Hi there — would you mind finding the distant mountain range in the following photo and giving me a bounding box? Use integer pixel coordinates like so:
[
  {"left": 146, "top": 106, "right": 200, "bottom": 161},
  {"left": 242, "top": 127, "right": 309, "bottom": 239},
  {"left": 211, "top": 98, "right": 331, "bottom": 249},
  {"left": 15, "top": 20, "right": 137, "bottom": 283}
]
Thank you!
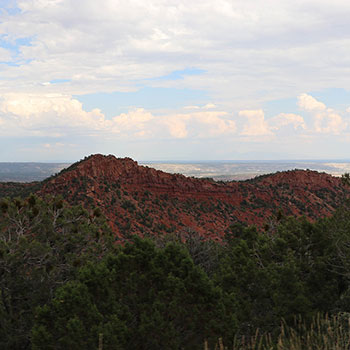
[{"left": 1, "top": 154, "right": 347, "bottom": 240}]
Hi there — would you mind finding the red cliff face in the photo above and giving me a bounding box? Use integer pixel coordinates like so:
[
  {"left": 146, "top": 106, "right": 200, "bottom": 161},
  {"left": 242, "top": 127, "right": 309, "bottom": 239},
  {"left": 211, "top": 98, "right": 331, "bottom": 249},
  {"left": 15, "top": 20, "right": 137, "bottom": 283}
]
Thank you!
[{"left": 38, "top": 154, "right": 347, "bottom": 240}]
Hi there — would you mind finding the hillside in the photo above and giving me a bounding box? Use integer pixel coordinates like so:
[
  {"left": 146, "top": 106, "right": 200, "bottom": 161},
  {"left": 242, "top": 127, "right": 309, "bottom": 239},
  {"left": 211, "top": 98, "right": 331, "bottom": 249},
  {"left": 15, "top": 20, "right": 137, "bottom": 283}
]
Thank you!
[
  {"left": 33, "top": 154, "right": 347, "bottom": 239},
  {"left": 3, "top": 155, "right": 350, "bottom": 349}
]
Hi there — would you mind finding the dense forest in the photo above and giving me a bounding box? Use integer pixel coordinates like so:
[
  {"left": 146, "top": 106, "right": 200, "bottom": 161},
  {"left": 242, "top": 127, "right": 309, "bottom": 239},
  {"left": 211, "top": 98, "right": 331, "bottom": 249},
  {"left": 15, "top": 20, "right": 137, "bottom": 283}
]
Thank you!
[{"left": 2, "top": 194, "right": 350, "bottom": 349}]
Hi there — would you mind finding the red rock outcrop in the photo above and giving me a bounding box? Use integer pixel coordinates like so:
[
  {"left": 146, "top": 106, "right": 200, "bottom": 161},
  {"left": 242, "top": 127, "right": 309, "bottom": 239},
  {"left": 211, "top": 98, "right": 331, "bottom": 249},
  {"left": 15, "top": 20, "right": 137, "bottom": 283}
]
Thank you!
[{"left": 38, "top": 154, "right": 348, "bottom": 240}]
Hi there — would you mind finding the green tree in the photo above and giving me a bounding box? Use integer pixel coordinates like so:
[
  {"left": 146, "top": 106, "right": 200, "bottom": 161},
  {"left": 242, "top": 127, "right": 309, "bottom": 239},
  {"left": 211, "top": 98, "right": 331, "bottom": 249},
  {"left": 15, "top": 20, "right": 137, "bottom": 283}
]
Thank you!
[
  {"left": 0, "top": 195, "right": 113, "bottom": 349},
  {"left": 32, "top": 237, "right": 231, "bottom": 349}
]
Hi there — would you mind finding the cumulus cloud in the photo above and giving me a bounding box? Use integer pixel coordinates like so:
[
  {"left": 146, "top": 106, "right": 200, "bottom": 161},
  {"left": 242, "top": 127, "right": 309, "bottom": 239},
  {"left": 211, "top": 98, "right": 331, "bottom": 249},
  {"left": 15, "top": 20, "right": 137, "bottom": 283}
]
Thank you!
[
  {"left": 191, "top": 111, "right": 236, "bottom": 137},
  {"left": 239, "top": 110, "right": 273, "bottom": 136},
  {"left": 296, "top": 93, "right": 347, "bottom": 134},
  {"left": 297, "top": 94, "right": 327, "bottom": 111},
  {"left": 269, "top": 113, "right": 306, "bottom": 131},
  {"left": 111, "top": 109, "right": 154, "bottom": 135},
  {"left": 164, "top": 117, "right": 189, "bottom": 139},
  {"left": 0, "top": 93, "right": 106, "bottom": 135},
  {"left": 164, "top": 111, "right": 236, "bottom": 139},
  {"left": 314, "top": 111, "right": 346, "bottom": 134},
  {"left": 0, "top": 93, "right": 237, "bottom": 140}
]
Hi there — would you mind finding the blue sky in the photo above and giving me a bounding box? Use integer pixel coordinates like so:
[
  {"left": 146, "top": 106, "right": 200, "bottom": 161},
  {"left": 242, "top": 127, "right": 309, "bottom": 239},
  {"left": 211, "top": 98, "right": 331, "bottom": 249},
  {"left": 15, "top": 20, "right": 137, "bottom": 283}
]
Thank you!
[
  {"left": 1, "top": 0, "right": 350, "bottom": 161},
  {"left": 75, "top": 87, "right": 208, "bottom": 118}
]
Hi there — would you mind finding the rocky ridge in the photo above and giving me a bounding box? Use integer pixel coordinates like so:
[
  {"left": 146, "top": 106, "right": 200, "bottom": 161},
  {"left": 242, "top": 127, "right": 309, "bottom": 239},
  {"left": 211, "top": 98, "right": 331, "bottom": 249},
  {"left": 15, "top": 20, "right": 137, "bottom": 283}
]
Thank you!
[{"left": 37, "top": 154, "right": 347, "bottom": 239}]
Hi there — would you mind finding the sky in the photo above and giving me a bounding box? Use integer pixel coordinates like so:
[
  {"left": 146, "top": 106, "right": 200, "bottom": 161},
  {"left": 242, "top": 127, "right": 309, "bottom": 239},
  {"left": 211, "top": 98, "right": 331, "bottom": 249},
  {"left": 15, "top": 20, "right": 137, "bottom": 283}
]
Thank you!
[{"left": 1, "top": 0, "right": 350, "bottom": 161}]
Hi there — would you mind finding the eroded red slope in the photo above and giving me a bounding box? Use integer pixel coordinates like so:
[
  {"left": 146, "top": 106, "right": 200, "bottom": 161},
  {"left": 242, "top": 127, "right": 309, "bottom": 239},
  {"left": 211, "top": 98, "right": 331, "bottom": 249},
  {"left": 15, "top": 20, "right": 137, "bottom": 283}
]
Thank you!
[{"left": 38, "top": 154, "right": 347, "bottom": 239}]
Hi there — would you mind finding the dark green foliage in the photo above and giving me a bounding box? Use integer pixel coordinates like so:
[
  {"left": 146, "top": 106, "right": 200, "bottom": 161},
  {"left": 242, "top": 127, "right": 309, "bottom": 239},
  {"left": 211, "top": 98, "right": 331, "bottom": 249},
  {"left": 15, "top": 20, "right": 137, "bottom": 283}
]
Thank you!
[
  {"left": 154, "top": 228, "right": 221, "bottom": 277},
  {"left": 0, "top": 195, "right": 113, "bottom": 349},
  {"left": 341, "top": 172, "right": 350, "bottom": 186},
  {"left": 4, "top": 192, "right": 350, "bottom": 348},
  {"left": 214, "top": 212, "right": 350, "bottom": 339},
  {"left": 0, "top": 182, "right": 41, "bottom": 199},
  {"left": 32, "top": 237, "right": 230, "bottom": 349},
  {"left": 121, "top": 199, "right": 136, "bottom": 212}
]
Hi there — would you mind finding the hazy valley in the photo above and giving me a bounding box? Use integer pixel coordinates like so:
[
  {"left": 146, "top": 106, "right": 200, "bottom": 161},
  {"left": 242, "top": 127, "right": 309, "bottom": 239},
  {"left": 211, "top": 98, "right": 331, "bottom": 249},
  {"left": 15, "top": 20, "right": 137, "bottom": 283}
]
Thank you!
[{"left": 1, "top": 159, "right": 350, "bottom": 182}]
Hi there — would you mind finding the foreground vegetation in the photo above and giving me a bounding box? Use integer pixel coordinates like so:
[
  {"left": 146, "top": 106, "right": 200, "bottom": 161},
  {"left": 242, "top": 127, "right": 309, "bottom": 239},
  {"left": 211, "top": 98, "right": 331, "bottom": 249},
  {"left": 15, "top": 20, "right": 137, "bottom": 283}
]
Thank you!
[{"left": 2, "top": 195, "right": 350, "bottom": 348}]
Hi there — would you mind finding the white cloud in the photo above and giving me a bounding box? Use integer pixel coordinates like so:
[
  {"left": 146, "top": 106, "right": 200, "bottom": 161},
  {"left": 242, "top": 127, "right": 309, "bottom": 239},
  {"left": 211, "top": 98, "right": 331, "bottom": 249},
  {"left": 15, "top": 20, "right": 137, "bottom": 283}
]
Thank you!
[
  {"left": 297, "top": 93, "right": 326, "bottom": 111},
  {"left": 239, "top": 110, "right": 273, "bottom": 136},
  {"left": 296, "top": 93, "right": 347, "bottom": 134},
  {"left": 269, "top": 113, "right": 306, "bottom": 131},
  {"left": 44, "top": 142, "right": 65, "bottom": 149},
  {"left": 192, "top": 111, "right": 236, "bottom": 136},
  {"left": 164, "top": 111, "right": 236, "bottom": 139},
  {"left": 0, "top": 93, "right": 237, "bottom": 140},
  {"left": 314, "top": 111, "right": 347, "bottom": 134},
  {"left": 0, "top": 48, "right": 12, "bottom": 62},
  {"left": 2, "top": 89, "right": 350, "bottom": 160},
  {"left": 203, "top": 103, "right": 216, "bottom": 109},
  {"left": 0, "top": 93, "right": 106, "bottom": 134},
  {"left": 164, "top": 117, "right": 189, "bottom": 139},
  {"left": 184, "top": 105, "right": 200, "bottom": 110},
  {"left": 111, "top": 108, "right": 154, "bottom": 136},
  {"left": 184, "top": 104, "right": 217, "bottom": 110},
  {"left": 1, "top": 0, "right": 350, "bottom": 105}
]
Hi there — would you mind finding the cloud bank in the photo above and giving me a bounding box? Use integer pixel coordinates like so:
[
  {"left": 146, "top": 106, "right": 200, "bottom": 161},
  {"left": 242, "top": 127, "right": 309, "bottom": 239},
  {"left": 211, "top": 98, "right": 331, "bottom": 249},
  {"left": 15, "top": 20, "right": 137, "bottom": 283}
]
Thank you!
[
  {"left": 1, "top": 1, "right": 350, "bottom": 160},
  {"left": 1, "top": 92, "right": 348, "bottom": 141},
  {"left": 0, "top": 93, "right": 236, "bottom": 140},
  {"left": 1, "top": 0, "right": 350, "bottom": 107}
]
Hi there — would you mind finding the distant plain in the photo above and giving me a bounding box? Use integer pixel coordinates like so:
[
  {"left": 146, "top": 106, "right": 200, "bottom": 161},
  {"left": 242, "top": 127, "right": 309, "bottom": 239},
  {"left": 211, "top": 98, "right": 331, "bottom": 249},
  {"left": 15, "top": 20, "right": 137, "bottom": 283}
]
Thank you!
[{"left": 1, "top": 160, "right": 350, "bottom": 182}]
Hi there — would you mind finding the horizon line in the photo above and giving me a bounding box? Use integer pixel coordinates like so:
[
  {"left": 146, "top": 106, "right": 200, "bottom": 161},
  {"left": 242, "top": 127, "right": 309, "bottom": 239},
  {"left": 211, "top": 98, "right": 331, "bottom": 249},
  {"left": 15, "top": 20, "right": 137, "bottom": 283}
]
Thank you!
[{"left": 2, "top": 158, "right": 350, "bottom": 164}]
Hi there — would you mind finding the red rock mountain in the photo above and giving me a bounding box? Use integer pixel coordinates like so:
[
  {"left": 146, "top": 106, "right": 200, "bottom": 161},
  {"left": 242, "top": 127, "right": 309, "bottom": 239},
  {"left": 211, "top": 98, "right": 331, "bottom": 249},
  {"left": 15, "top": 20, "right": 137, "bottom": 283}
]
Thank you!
[{"left": 38, "top": 154, "right": 347, "bottom": 239}]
